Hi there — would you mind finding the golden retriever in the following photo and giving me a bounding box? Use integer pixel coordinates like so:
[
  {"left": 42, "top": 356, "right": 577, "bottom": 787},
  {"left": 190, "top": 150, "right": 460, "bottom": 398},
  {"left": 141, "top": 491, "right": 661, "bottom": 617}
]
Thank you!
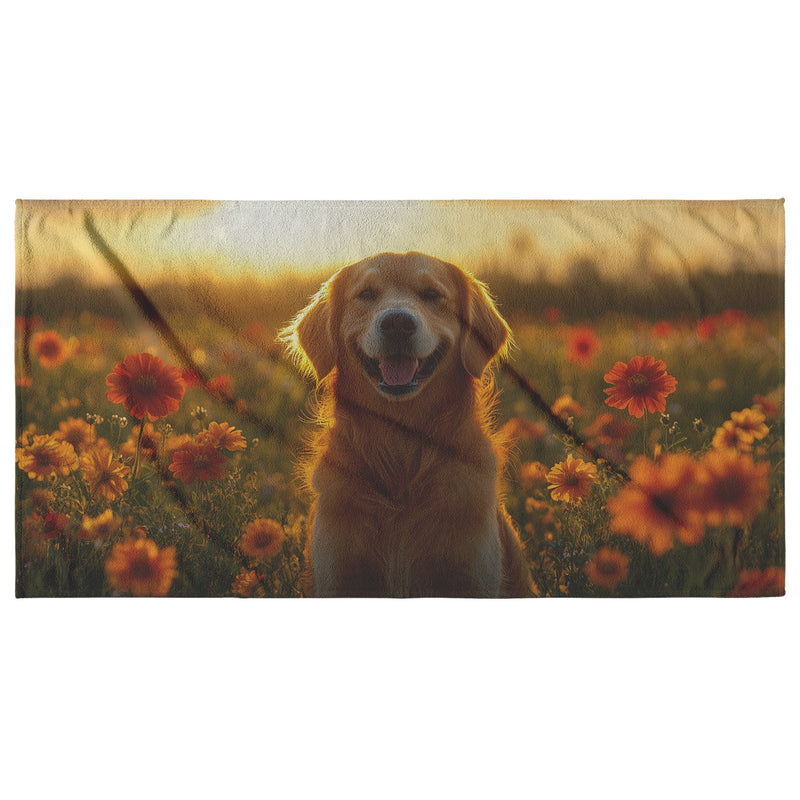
[{"left": 281, "top": 251, "right": 532, "bottom": 597}]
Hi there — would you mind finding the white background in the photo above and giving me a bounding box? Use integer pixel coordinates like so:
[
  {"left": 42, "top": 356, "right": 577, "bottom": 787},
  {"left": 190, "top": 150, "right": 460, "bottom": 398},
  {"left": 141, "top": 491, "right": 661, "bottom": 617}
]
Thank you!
[{"left": 2, "top": 2, "right": 797, "bottom": 798}]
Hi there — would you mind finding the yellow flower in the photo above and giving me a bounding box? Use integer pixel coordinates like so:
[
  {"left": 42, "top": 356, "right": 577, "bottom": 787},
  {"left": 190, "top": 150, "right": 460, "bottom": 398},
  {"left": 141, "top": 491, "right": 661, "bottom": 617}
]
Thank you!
[
  {"left": 712, "top": 407, "right": 770, "bottom": 453},
  {"left": 232, "top": 568, "right": 265, "bottom": 597},
  {"left": 16, "top": 435, "right": 78, "bottom": 481},
  {"left": 240, "top": 518, "right": 286, "bottom": 559},
  {"left": 546, "top": 455, "right": 597, "bottom": 504},
  {"left": 105, "top": 537, "right": 177, "bottom": 596},
  {"left": 81, "top": 445, "right": 130, "bottom": 502},
  {"left": 551, "top": 394, "right": 583, "bottom": 421},
  {"left": 52, "top": 417, "right": 94, "bottom": 453},
  {"left": 79, "top": 509, "right": 121, "bottom": 543}
]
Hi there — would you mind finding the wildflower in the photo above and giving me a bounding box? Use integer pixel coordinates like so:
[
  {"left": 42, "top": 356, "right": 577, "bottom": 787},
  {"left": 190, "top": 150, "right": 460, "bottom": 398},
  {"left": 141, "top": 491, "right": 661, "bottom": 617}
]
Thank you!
[
  {"left": 728, "top": 408, "right": 769, "bottom": 448},
  {"left": 207, "top": 374, "right": 233, "bottom": 400},
  {"left": 585, "top": 413, "right": 634, "bottom": 446},
  {"left": 730, "top": 567, "right": 785, "bottom": 597},
  {"left": 232, "top": 568, "right": 266, "bottom": 597},
  {"left": 500, "top": 416, "right": 546, "bottom": 443},
  {"left": 551, "top": 394, "right": 583, "bottom": 421},
  {"left": 240, "top": 518, "right": 286, "bottom": 559},
  {"left": 120, "top": 423, "right": 163, "bottom": 464},
  {"left": 546, "top": 455, "right": 597, "bottom": 504},
  {"left": 105, "top": 538, "right": 177, "bottom": 597},
  {"left": 693, "top": 418, "right": 706, "bottom": 434},
  {"left": 607, "top": 454, "right": 704, "bottom": 555},
  {"left": 16, "top": 435, "right": 79, "bottom": 481},
  {"left": 106, "top": 353, "right": 186, "bottom": 420},
  {"left": 52, "top": 417, "right": 94, "bottom": 452},
  {"left": 30, "top": 488, "right": 56, "bottom": 510},
  {"left": 80, "top": 445, "right": 130, "bottom": 502},
  {"left": 24, "top": 511, "right": 70, "bottom": 540},
  {"left": 168, "top": 439, "right": 227, "bottom": 483},
  {"left": 650, "top": 320, "right": 675, "bottom": 339},
  {"left": 519, "top": 461, "right": 550, "bottom": 489},
  {"left": 707, "top": 378, "right": 727, "bottom": 393},
  {"left": 200, "top": 421, "right": 248, "bottom": 452},
  {"left": 696, "top": 450, "right": 769, "bottom": 527},
  {"left": 603, "top": 355, "right": 677, "bottom": 418},
  {"left": 78, "top": 509, "right": 121, "bottom": 543},
  {"left": 31, "top": 330, "right": 70, "bottom": 368},
  {"left": 752, "top": 392, "right": 780, "bottom": 419},
  {"left": 712, "top": 408, "right": 770, "bottom": 453},
  {"left": 565, "top": 327, "right": 601, "bottom": 366},
  {"left": 585, "top": 547, "right": 630, "bottom": 591}
]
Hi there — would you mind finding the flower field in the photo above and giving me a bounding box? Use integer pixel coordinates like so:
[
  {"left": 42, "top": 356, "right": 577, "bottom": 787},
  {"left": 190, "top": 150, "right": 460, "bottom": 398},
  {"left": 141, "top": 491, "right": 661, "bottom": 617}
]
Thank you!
[{"left": 15, "top": 291, "right": 785, "bottom": 598}]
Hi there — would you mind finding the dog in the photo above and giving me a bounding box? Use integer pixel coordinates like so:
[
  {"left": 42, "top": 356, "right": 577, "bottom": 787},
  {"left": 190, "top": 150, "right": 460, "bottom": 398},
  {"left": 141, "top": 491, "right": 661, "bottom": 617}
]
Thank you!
[{"left": 281, "top": 251, "right": 532, "bottom": 597}]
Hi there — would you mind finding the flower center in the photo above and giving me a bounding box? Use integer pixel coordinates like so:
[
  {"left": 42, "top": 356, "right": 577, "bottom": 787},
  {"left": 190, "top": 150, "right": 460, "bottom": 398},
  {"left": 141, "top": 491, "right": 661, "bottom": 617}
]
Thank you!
[
  {"left": 627, "top": 373, "right": 649, "bottom": 393},
  {"left": 253, "top": 531, "right": 274, "bottom": 548},
  {"left": 129, "top": 554, "right": 155, "bottom": 580},
  {"left": 135, "top": 374, "right": 159, "bottom": 395}
]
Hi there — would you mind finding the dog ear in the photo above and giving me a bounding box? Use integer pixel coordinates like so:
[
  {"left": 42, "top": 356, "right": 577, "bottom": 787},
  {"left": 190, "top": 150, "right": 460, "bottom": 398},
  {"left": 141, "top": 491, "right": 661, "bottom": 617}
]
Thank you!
[
  {"left": 279, "top": 280, "right": 337, "bottom": 382},
  {"left": 460, "top": 275, "right": 512, "bottom": 379}
]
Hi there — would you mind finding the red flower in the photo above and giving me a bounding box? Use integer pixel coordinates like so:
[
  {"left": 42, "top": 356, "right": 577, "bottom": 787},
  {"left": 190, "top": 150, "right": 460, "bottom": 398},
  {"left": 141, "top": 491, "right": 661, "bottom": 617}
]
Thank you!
[
  {"left": 168, "top": 439, "right": 227, "bottom": 483},
  {"left": 565, "top": 326, "right": 601, "bottom": 366},
  {"left": 106, "top": 353, "right": 186, "bottom": 420},
  {"left": 603, "top": 355, "right": 677, "bottom": 418}
]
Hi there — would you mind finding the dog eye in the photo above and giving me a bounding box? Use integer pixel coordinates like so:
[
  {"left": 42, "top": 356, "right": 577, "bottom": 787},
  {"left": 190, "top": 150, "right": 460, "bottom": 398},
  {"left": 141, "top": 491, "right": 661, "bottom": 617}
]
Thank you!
[
  {"left": 420, "top": 288, "right": 442, "bottom": 302},
  {"left": 358, "top": 287, "right": 378, "bottom": 301}
]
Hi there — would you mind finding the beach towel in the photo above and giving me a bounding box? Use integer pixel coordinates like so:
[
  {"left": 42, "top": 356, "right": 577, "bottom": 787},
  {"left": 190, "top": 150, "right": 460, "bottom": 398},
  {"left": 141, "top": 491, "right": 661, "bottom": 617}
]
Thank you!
[{"left": 14, "top": 199, "right": 785, "bottom": 597}]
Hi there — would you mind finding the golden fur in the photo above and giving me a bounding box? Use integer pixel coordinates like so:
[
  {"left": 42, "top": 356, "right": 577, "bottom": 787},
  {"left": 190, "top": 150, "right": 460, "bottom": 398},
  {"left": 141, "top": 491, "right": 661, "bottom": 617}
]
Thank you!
[{"left": 280, "top": 251, "right": 532, "bottom": 597}]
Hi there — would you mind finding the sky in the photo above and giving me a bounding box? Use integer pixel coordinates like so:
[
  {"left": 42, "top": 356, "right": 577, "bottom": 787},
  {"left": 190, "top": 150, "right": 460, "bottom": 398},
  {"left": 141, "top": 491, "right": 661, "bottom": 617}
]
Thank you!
[{"left": 16, "top": 198, "right": 785, "bottom": 287}]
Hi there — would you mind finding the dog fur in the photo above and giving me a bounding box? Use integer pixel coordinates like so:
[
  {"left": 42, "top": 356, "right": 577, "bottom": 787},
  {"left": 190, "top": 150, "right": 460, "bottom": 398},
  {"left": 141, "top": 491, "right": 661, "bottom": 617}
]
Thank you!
[{"left": 280, "top": 251, "right": 532, "bottom": 597}]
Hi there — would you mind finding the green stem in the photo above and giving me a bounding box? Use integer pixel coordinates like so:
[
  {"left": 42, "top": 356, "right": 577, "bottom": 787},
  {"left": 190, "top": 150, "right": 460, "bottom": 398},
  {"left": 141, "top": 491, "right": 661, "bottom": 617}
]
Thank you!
[{"left": 133, "top": 420, "right": 145, "bottom": 479}]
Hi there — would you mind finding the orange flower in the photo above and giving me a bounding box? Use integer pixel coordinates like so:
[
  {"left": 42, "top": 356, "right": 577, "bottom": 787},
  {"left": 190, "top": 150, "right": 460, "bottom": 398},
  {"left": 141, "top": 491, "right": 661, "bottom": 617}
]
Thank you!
[
  {"left": 752, "top": 392, "right": 781, "bottom": 419},
  {"left": 585, "top": 413, "right": 635, "bottom": 446},
  {"left": 730, "top": 567, "right": 785, "bottom": 597},
  {"left": 546, "top": 455, "right": 597, "bottom": 503},
  {"left": 200, "top": 421, "right": 247, "bottom": 452},
  {"left": 80, "top": 445, "right": 130, "bottom": 502},
  {"left": 16, "top": 435, "right": 79, "bottom": 481},
  {"left": 607, "top": 454, "right": 705, "bottom": 555},
  {"left": 31, "top": 330, "right": 70, "bottom": 368},
  {"left": 519, "top": 461, "right": 550, "bottom": 489},
  {"left": 603, "top": 355, "right": 677, "bottom": 418},
  {"left": 168, "top": 439, "right": 227, "bottom": 483},
  {"left": 52, "top": 417, "right": 94, "bottom": 453},
  {"left": 500, "top": 416, "right": 546, "bottom": 443},
  {"left": 232, "top": 568, "right": 266, "bottom": 597},
  {"left": 79, "top": 509, "right": 121, "bottom": 542},
  {"left": 696, "top": 450, "right": 770, "bottom": 527},
  {"left": 240, "top": 518, "right": 286, "bottom": 559},
  {"left": 207, "top": 374, "right": 233, "bottom": 400},
  {"left": 105, "top": 538, "right": 177, "bottom": 596},
  {"left": 585, "top": 547, "right": 630, "bottom": 591},
  {"left": 712, "top": 408, "right": 770, "bottom": 453},
  {"left": 565, "top": 327, "right": 601, "bottom": 366},
  {"left": 551, "top": 394, "right": 583, "bottom": 421},
  {"left": 106, "top": 353, "right": 186, "bottom": 420}
]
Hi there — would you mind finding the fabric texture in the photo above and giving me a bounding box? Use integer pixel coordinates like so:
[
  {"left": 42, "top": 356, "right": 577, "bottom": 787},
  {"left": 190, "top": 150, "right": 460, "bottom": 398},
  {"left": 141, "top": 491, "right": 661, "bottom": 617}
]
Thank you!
[{"left": 14, "top": 199, "right": 785, "bottom": 598}]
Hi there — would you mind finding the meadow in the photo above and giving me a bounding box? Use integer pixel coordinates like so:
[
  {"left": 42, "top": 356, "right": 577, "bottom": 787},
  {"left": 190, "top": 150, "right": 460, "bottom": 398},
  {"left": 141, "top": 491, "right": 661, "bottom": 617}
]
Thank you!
[{"left": 14, "top": 266, "right": 785, "bottom": 597}]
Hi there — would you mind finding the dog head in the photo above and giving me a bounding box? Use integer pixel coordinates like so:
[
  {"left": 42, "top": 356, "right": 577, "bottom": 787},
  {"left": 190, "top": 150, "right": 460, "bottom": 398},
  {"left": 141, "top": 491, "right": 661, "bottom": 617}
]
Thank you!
[{"left": 281, "top": 252, "right": 511, "bottom": 400}]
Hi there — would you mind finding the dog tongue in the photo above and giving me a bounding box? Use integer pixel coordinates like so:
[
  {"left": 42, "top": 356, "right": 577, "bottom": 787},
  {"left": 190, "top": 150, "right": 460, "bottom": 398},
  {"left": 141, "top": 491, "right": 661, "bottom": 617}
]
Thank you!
[{"left": 379, "top": 357, "right": 418, "bottom": 386}]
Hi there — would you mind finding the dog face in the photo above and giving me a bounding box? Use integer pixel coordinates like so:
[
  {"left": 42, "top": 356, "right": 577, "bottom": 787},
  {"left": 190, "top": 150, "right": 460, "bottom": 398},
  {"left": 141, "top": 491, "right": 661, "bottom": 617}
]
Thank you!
[{"left": 282, "top": 252, "right": 511, "bottom": 400}]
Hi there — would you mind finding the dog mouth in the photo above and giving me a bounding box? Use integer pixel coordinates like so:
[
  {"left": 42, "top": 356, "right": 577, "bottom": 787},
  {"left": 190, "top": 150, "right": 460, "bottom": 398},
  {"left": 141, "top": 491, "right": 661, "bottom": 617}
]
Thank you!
[{"left": 354, "top": 342, "right": 448, "bottom": 397}]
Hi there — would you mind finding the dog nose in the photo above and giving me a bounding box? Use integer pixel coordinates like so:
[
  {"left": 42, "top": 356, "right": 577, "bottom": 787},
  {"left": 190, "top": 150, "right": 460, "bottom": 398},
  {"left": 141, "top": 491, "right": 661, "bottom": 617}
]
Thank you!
[{"left": 378, "top": 309, "right": 418, "bottom": 338}]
